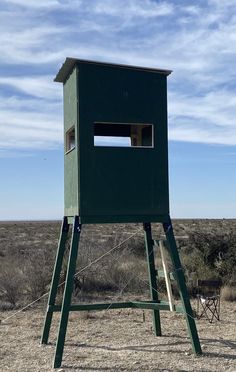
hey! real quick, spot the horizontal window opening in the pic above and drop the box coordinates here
[65,126,75,153]
[94,122,154,147]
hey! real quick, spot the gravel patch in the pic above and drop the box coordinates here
[1,301,236,371]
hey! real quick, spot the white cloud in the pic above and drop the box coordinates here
[0,111,62,150]
[2,0,60,9]
[0,0,236,150]
[169,89,236,145]
[0,93,62,150]
[181,5,201,15]
[169,125,236,146]
[0,20,69,65]
[92,0,174,18]
[0,76,61,100]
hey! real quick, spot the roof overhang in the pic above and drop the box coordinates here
[54,57,172,83]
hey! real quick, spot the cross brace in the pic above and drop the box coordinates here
[41,215,202,368]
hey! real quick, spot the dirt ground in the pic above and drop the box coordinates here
[1,300,236,372]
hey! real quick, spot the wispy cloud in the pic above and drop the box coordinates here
[0,76,61,100]
[0,0,236,152]
[2,0,61,9]
[91,0,174,18]
[169,88,236,145]
[0,92,62,150]
[0,108,62,150]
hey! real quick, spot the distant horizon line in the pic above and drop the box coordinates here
[0,217,235,223]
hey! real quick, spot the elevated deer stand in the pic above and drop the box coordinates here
[41,58,202,368]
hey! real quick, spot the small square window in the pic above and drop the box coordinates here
[65,126,75,153]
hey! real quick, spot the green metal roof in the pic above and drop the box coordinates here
[54,57,172,83]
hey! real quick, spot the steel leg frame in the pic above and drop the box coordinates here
[42,215,202,369]
[143,222,161,336]
[41,216,69,345]
[53,216,81,368]
[163,216,202,355]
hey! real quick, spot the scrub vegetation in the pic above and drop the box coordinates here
[0,219,236,309]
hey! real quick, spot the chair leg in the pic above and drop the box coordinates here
[197,297,220,323]
[208,299,220,323]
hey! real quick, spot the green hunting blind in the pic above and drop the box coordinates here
[57,58,170,223]
[41,58,202,368]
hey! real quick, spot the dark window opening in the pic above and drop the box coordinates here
[94,122,154,147]
[66,126,75,153]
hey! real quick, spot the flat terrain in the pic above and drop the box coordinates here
[1,301,236,371]
[0,219,236,371]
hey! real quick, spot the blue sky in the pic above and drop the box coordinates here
[0,0,236,220]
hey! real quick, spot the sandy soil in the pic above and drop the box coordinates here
[1,300,236,372]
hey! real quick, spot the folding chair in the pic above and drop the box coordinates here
[196,279,222,323]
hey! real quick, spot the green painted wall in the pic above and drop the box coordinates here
[64,68,79,217]
[78,63,169,223]
[62,61,170,223]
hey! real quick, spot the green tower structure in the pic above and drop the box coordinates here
[41,58,202,368]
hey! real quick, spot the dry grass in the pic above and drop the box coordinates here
[1,301,236,371]
[1,220,236,370]
[221,286,236,302]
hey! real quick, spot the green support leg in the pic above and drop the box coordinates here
[41,216,69,345]
[143,222,161,336]
[163,216,202,355]
[54,216,82,368]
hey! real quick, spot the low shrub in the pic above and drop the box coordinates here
[23,250,54,301]
[0,262,24,306]
[179,230,236,290]
[1,220,236,309]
